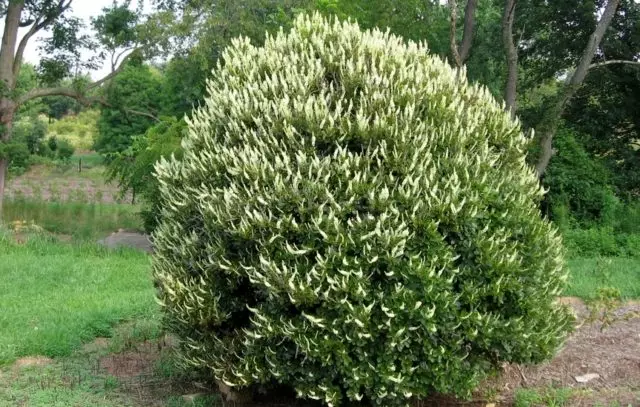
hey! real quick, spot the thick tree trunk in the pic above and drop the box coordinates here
[502,0,518,116]
[534,0,621,176]
[0,2,23,223]
[459,0,478,63]
[0,158,7,223]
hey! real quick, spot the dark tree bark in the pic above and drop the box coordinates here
[459,0,478,63]
[535,0,622,177]
[502,0,518,117]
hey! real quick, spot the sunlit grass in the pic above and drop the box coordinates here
[564,257,640,299]
[0,233,154,365]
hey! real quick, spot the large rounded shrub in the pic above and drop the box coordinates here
[153,14,573,406]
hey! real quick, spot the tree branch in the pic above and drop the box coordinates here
[534,0,622,177]
[87,49,138,91]
[449,0,478,68]
[14,47,155,122]
[0,1,24,90]
[13,0,73,76]
[502,0,518,116]
[589,59,640,70]
[17,87,159,122]
[111,47,135,72]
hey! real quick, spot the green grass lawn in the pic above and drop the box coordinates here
[564,257,640,299]
[0,233,155,365]
[0,225,637,406]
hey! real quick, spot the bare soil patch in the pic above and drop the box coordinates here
[82,337,110,353]
[100,340,159,378]
[13,356,53,369]
[476,298,640,406]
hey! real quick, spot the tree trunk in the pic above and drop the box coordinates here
[534,0,621,176]
[0,158,7,222]
[449,0,478,67]
[459,0,478,63]
[0,101,15,224]
[0,1,23,223]
[502,0,518,116]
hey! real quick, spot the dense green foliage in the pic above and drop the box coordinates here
[13,118,47,155]
[48,109,100,150]
[153,15,573,406]
[94,63,163,155]
[543,126,616,224]
[106,117,185,232]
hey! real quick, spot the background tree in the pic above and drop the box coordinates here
[106,117,185,230]
[0,0,159,219]
[41,93,81,121]
[448,0,478,67]
[94,61,163,155]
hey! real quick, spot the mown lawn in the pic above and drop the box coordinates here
[565,257,640,299]
[0,233,155,365]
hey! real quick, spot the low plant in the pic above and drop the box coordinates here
[584,258,640,330]
[514,387,573,407]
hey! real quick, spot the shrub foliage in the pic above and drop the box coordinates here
[153,14,573,406]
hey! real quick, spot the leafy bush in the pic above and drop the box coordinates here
[542,126,615,225]
[12,117,48,155]
[563,227,640,258]
[153,14,573,406]
[55,138,75,161]
[47,135,58,152]
[1,141,30,174]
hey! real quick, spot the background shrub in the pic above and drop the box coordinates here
[542,126,615,225]
[2,141,31,174]
[105,117,186,232]
[55,139,75,161]
[153,14,574,406]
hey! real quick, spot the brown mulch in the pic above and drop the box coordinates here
[473,298,640,406]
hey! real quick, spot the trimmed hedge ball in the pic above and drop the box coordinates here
[153,13,573,407]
